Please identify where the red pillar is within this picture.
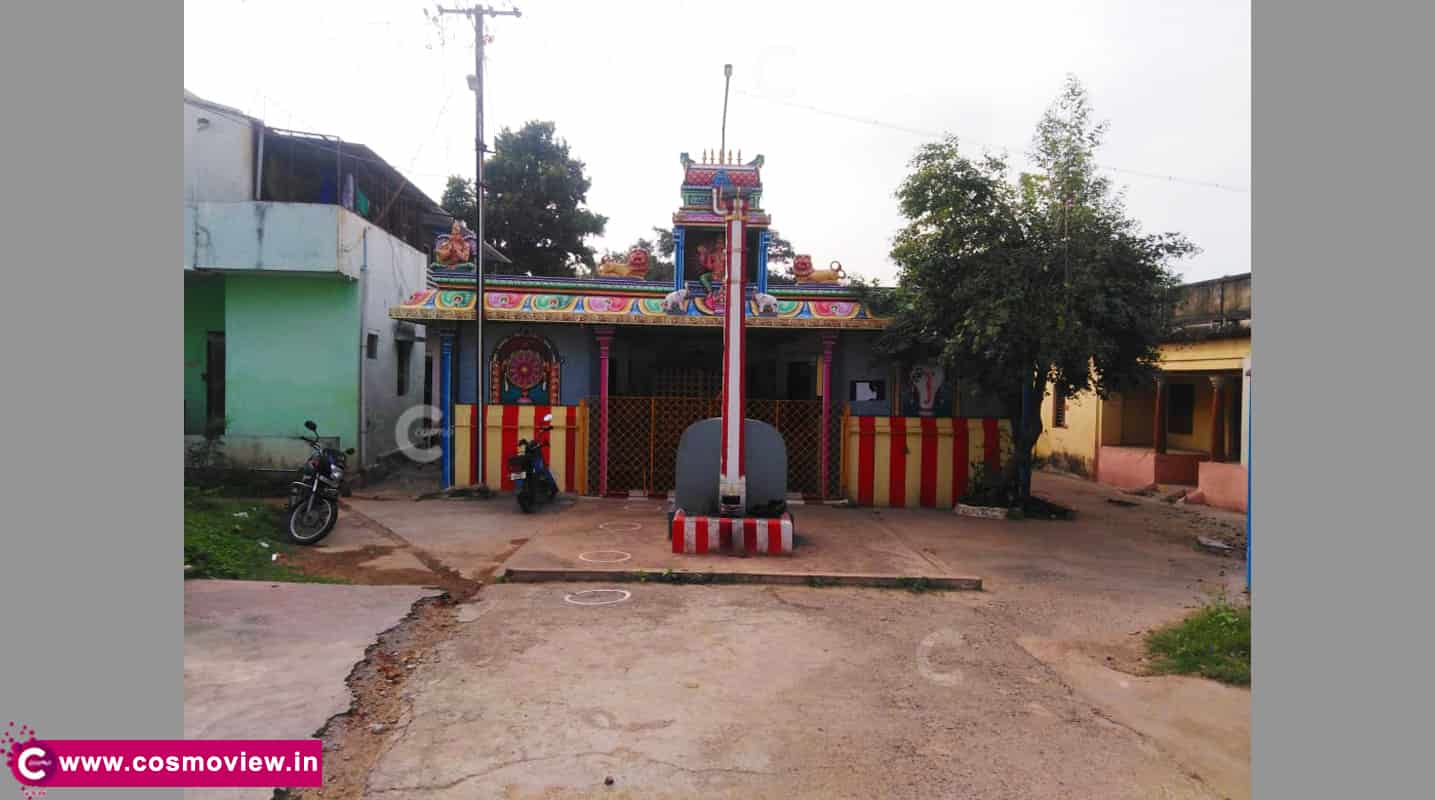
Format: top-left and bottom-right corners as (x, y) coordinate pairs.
(1153, 375), (1168, 455)
(820, 332), (837, 500)
(1209, 375), (1227, 462)
(595, 326), (614, 497)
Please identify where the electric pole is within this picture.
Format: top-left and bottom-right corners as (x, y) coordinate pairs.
(437, 3), (521, 493)
(720, 64), (732, 158)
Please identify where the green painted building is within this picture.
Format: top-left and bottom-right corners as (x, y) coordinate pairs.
(183, 91), (451, 472)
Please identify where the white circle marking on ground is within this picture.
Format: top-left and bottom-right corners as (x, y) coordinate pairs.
(578, 550), (633, 563)
(916, 629), (966, 687)
(563, 589), (632, 606)
(599, 521), (643, 532)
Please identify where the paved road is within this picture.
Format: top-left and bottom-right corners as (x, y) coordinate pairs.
(367, 583), (1230, 799)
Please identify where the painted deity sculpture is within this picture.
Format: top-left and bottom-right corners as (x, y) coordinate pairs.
(596, 248), (651, 279)
(792, 255), (845, 284)
(434, 220), (475, 266)
(910, 364), (946, 417)
(696, 243), (726, 295)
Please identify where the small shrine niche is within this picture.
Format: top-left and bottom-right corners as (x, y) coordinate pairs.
(680, 228), (764, 284)
(434, 220), (478, 269)
(489, 333), (561, 404)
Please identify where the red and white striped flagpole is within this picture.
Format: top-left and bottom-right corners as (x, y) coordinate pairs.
(718, 194), (747, 515)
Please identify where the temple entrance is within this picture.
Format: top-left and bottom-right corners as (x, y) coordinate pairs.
(591, 328), (838, 497)
(593, 395), (829, 497)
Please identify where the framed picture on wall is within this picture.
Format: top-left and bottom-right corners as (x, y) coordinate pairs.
(850, 380), (886, 403)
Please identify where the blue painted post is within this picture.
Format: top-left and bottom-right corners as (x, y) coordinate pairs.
(673, 227), (686, 293)
(1246, 370), (1252, 592)
(757, 229), (770, 294)
(440, 330), (455, 489)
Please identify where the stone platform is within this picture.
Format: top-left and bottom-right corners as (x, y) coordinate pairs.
(670, 509), (794, 554)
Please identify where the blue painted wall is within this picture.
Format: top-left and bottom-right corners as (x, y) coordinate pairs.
(452, 323), (597, 406)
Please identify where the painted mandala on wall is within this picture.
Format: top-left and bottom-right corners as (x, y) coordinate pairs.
(490, 334), (561, 404)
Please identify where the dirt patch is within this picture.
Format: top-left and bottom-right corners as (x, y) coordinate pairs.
(1069, 635), (1159, 678)
(278, 593), (465, 800)
(283, 545), (443, 588)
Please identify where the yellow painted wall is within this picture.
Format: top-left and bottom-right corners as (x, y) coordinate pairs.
(1121, 383), (1156, 446)
(1035, 388), (1099, 473)
(1032, 336), (1249, 471)
(450, 404), (587, 492)
(1159, 337), (1250, 372)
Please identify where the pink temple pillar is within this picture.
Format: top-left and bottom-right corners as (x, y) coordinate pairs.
(595, 326), (614, 497)
(718, 197), (748, 515)
(820, 332), (837, 500)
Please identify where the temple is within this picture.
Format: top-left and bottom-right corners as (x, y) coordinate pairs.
(389, 149), (1012, 515)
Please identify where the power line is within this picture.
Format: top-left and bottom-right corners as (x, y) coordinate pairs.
(735, 89), (1249, 194)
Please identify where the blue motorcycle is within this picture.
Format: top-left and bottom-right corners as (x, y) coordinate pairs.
(509, 413), (559, 513)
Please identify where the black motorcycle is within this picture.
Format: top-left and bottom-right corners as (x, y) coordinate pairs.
(509, 413), (559, 513)
(285, 420), (354, 545)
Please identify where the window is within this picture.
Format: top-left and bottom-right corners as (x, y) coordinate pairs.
(1053, 385), (1068, 428)
(396, 341), (413, 396)
(850, 380), (886, 403)
(366, 333), (379, 360)
(1168, 382), (1195, 435)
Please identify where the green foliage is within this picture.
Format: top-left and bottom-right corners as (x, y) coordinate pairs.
(876, 75), (1194, 498)
(183, 487), (339, 583)
(1146, 598), (1251, 686)
(440, 176), (475, 228)
(442, 121), (608, 277)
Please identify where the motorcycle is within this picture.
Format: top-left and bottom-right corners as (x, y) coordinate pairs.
(509, 413), (559, 513)
(285, 420), (354, 545)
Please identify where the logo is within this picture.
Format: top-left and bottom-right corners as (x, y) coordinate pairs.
(4, 723), (51, 798)
(393, 404), (444, 464)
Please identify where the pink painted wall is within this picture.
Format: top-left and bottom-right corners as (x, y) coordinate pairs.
(1197, 462), (1248, 512)
(1155, 452), (1206, 485)
(1097, 446), (1156, 489)
(1098, 446), (1206, 489)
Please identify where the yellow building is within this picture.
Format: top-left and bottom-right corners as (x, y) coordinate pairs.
(1036, 273), (1251, 512)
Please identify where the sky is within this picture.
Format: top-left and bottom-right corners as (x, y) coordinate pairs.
(184, 0), (1250, 284)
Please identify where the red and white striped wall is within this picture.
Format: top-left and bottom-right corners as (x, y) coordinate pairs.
(671, 511), (794, 555)
(450, 404), (587, 492)
(843, 416), (1013, 508)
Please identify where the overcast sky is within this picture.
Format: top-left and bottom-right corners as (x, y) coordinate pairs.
(184, 0), (1249, 284)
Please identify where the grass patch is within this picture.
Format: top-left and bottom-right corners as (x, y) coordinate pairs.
(1145, 598), (1250, 686)
(184, 486), (342, 583)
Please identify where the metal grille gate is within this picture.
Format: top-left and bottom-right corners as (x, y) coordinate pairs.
(586, 396), (838, 497)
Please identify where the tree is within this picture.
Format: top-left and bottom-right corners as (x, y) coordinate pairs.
(440, 121), (608, 277)
(440, 176), (475, 229)
(764, 230), (797, 285)
(875, 75), (1194, 502)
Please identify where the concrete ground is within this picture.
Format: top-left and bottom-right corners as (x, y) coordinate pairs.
(499, 495), (968, 583)
(338, 495), (552, 584)
(365, 584), (1235, 800)
(183, 581), (439, 800)
(344, 472), (1249, 800)
(185, 471), (1247, 799)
